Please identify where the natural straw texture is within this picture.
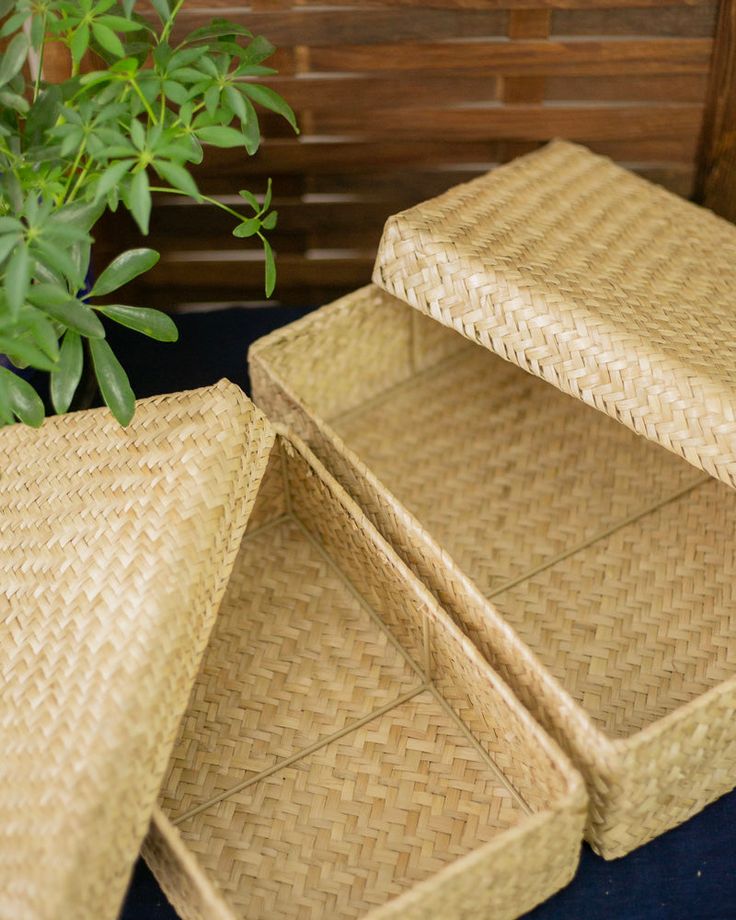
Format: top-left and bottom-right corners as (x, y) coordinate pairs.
(1, 381), (274, 920)
(144, 431), (586, 920)
(374, 139), (736, 490)
(250, 287), (736, 858)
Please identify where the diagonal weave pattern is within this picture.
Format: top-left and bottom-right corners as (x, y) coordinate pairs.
(494, 478), (736, 738)
(160, 517), (417, 820)
(0, 381), (274, 920)
(374, 140), (736, 488)
(177, 693), (523, 920)
(334, 345), (701, 597)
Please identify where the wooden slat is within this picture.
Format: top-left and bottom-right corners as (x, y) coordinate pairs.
(170, 8), (508, 45)
(307, 39), (712, 75)
(174, 0), (720, 10)
(545, 73), (709, 102)
(552, 3), (718, 36)
(259, 74), (500, 113)
(696, 0), (736, 220)
(312, 104), (705, 142)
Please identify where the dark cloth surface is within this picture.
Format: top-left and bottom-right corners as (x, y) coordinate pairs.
(116, 307), (736, 920)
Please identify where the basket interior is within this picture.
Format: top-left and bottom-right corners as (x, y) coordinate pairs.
(159, 438), (570, 919)
(275, 292), (736, 741)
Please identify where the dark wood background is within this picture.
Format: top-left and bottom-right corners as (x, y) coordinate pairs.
(97, 0), (736, 312)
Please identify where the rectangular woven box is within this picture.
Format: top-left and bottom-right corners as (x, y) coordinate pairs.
(143, 430), (585, 919)
(250, 284), (736, 859)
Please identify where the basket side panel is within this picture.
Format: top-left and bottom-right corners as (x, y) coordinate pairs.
(367, 801), (585, 920)
(250, 285), (414, 421)
(591, 682), (736, 859)
(142, 808), (236, 920)
(427, 607), (573, 811)
(281, 437), (427, 675)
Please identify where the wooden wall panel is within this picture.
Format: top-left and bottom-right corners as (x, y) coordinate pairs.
(108, 1), (724, 312)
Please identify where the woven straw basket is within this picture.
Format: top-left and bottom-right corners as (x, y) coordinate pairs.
(1, 381), (274, 920)
(143, 428), (586, 920)
(249, 143), (736, 860)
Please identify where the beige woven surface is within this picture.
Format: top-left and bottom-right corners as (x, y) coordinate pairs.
(334, 346), (701, 598)
(373, 140), (736, 490)
(250, 286), (736, 858)
(148, 432), (585, 919)
(0, 381), (274, 920)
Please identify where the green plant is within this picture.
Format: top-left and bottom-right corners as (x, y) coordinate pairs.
(0, 0), (296, 426)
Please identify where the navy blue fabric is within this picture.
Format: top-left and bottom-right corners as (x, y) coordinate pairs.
(115, 308), (736, 920)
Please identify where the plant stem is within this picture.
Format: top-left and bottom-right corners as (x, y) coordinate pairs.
(33, 14), (48, 103)
(62, 142), (87, 201)
(149, 186), (244, 221)
(131, 78), (158, 125)
(67, 159), (92, 203)
(160, 0), (185, 45)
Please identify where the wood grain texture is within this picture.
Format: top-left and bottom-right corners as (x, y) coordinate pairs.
(696, 0), (736, 220)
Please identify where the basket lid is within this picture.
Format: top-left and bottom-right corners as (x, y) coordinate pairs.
(373, 140), (736, 488)
(0, 380), (274, 920)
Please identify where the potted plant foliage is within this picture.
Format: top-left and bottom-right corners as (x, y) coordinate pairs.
(0, 0), (296, 426)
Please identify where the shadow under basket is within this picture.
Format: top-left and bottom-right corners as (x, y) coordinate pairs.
(249, 285), (736, 860)
(143, 433), (585, 920)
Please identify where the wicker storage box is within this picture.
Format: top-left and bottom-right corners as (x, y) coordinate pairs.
(143, 430), (586, 920)
(249, 144), (736, 860)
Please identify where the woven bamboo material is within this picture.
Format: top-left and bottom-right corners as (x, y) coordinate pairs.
(1, 381), (274, 920)
(250, 286), (736, 858)
(145, 432), (585, 920)
(373, 140), (736, 490)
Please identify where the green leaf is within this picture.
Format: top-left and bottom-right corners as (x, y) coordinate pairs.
(162, 79), (188, 104)
(242, 35), (275, 66)
(25, 86), (63, 147)
(51, 330), (83, 415)
(91, 247), (160, 297)
(98, 304), (178, 342)
(0, 32), (29, 87)
(152, 159), (200, 200)
(70, 22), (90, 69)
(93, 159), (136, 203)
(0, 336), (57, 373)
(89, 337), (135, 425)
(263, 237), (276, 297)
(0, 90), (29, 113)
(128, 170), (151, 234)
(99, 15), (143, 33)
(0, 233), (20, 264)
(238, 188), (259, 211)
(92, 21), (126, 58)
(240, 95), (260, 155)
(0, 12), (29, 39)
(27, 311), (60, 361)
(5, 243), (31, 315)
(261, 210), (278, 230)
(241, 83), (298, 133)
(0, 367), (44, 427)
(183, 20), (252, 44)
(0, 0), (16, 18)
(262, 176), (273, 213)
(54, 198), (107, 233)
(232, 217), (260, 239)
(0, 217), (22, 234)
(150, 0), (171, 23)
(224, 84), (248, 124)
(28, 288), (105, 338)
(33, 239), (85, 289)
(195, 125), (246, 148)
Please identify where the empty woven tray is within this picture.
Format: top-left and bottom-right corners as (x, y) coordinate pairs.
(374, 140), (736, 490)
(0, 381), (273, 920)
(250, 285), (736, 858)
(144, 432), (585, 920)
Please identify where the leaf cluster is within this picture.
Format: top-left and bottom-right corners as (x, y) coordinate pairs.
(0, 0), (297, 425)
